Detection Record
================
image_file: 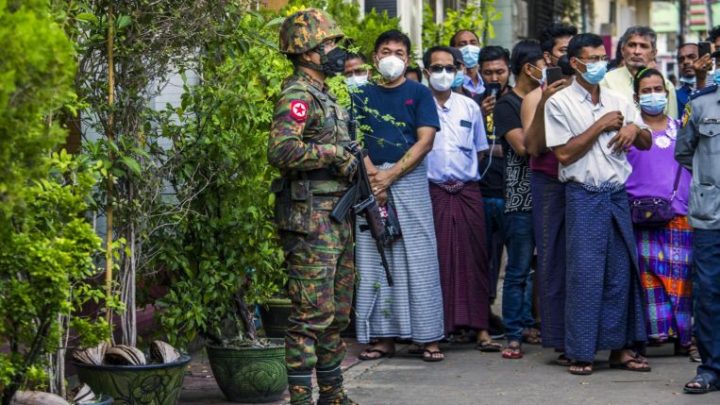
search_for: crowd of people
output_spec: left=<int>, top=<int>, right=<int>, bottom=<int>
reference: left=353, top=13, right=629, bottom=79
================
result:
left=268, top=9, right=720, bottom=404
left=343, top=23, right=720, bottom=390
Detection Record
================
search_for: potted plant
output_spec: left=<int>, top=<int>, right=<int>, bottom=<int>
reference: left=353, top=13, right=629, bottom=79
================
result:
left=58, top=2, right=222, bottom=404
left=258, top=295, right=291, bottom=339
left=0, top=3, right=112, bottom=404
left=153, top=7, right=289, bottom=403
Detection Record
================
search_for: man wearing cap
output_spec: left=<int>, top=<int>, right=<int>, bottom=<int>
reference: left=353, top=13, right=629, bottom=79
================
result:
left=268, top=9, right=358, bottom=405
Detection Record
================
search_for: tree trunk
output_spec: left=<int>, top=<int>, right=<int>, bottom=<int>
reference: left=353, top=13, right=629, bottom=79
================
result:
left=104, top=4, right=116, bottom=337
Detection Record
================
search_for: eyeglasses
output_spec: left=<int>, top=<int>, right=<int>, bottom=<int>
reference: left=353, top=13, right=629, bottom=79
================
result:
left=428, top=64, right=458, bottom=74
left=577, top=56, right=609, bottom=63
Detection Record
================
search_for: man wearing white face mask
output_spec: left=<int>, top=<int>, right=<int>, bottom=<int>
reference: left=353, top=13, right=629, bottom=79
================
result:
left=451, top=30, right=485, bottom=97
left=353, top=30, right=445, bottom=363
left=343, top=52, right=370, bottom=88
left=422, top=46, right=498, bottom=352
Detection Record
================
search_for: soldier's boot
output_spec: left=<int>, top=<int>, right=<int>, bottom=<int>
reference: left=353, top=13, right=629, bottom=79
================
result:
left=316, top=364, right=357, bottom=405
left=288, top=372, right=314, bottom=405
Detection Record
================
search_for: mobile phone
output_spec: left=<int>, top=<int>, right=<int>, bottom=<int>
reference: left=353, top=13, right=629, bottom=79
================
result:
left=546, top=66, right=563, bottom=85
left=483, top=82, right=502, bottom=98
left=699, top=41, right=711, bottom=57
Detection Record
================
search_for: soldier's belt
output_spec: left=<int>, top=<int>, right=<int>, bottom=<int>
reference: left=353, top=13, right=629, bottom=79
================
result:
left=294, top=169, right=336, bottom=181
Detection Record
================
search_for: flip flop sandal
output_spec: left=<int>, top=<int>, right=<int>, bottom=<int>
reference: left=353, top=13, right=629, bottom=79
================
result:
left=684, top=374, right=718, bottom=394
left=422, top=349, right=444, bottom=362
left=569, top=362, right=593, bottom=375
left=476, top=340, right=502, bottom=352
left=358, top=348, right=394, bottom=361
left=522, top=328, right=542, bottom=345
left=554, top=354, right=572, bottom=367
left=407, top=344, right=424, bottom=355
left=501, top=342, right=523, bottom=359
left=609, top=357, right=652, bottom=372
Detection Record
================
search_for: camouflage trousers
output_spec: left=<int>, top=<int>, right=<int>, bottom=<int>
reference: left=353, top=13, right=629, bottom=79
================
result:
left=280, top=202, right=354, bottom=402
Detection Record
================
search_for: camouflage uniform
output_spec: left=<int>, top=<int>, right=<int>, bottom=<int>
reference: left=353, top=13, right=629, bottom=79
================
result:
left=268, top=9, right=357, bottom=405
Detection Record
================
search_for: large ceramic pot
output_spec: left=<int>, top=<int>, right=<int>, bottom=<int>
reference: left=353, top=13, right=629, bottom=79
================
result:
left=206, top=340, right=286, bottom=403
left=259, top=297, right=291, bottom=338
left=74, top=355, right=191, bottom=405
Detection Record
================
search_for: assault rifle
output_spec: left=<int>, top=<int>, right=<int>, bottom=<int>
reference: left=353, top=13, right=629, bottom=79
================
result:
left=330, top=92, right=401, bottom=286
left=330, top=143, right=395, bottom=287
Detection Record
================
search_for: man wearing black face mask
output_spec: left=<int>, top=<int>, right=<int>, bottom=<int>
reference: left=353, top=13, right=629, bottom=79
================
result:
left=268, top=9, right=358, bottom=405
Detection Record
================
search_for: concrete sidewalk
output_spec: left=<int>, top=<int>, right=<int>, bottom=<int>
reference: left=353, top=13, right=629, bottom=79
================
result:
left=178, top=339, right=715, bottom=405
left=344, top=342, right=713, bottom=405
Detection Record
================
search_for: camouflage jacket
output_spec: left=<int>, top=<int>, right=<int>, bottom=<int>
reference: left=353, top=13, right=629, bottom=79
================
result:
left=268, top=70, right=352, bottom=195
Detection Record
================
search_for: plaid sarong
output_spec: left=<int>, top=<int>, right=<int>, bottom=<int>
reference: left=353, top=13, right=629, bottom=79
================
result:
left=635, top=216, right=693, bottom=347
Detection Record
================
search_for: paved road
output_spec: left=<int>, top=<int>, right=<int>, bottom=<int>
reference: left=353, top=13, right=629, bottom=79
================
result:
left=344, top=343, right=715, bottom=405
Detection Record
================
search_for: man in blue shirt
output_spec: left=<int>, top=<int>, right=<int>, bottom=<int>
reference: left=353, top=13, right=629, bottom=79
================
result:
left=354, top=30, right=446, bottom=363
left=451, top=29, right=485, bottom=97
left=676, top=43, right=699, bottom=114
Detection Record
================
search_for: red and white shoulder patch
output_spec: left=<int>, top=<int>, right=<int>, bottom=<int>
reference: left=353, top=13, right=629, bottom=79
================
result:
left=289, top=100, right=308, bottom=122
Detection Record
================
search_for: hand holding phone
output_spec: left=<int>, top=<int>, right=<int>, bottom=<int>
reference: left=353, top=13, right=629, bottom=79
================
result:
left=546, top=67, right=563, bottom=85
left=699, top=41, right=711, bottom=57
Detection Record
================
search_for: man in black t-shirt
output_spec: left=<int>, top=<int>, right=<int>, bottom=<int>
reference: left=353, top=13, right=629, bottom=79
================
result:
left=476, top=46, right=512, bottom=336
left=493, top=40, right=546, bottom=360
left=475, top=46, right=511, bottom=302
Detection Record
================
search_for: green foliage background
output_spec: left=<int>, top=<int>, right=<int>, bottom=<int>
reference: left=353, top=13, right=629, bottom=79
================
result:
left=422, top=1, right=501, bottom=48
left=0, top=0, right=106, bottom=400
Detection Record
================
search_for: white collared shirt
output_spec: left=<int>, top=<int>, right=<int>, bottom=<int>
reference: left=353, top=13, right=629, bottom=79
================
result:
left=427, top=92, right=489, bottom=183
left=544, top=79, right=639, bottom=186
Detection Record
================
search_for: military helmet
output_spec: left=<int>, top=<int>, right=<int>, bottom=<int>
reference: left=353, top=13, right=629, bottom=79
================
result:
left=279, top=8, right=344, bottom=55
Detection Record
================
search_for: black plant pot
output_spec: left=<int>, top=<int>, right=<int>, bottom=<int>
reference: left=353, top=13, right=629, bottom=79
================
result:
left=74, top=355, right=191, bottom=405
left=206, top=340, right=287, bottom=403
left=259, top=298, right=291, bottom=338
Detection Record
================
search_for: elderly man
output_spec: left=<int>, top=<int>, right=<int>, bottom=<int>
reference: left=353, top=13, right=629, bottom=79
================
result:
left=601, top=26, right=678, bottom=118
left=545, top=33, right=652, bottom=375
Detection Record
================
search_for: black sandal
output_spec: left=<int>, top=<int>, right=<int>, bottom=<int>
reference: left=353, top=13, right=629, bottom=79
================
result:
left=358, top=348, right=394, bottom=361
left=476, top=340, right=502, bottom=352
left=554, top=354, right=572, bottom=367
left=422, top=348, right=444, bottom=362
left=684, top=374, right=718, bottom=394
left=569, top=361, right=593, bottom=375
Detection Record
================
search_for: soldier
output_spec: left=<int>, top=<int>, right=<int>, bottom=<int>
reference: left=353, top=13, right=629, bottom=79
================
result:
left=268, top=9, right=358, bottom=405
left=676, top=77, right=720, bottom=395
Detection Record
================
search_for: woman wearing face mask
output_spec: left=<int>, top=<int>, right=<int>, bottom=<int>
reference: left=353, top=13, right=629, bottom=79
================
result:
left=625, top=68, right=694, bottom=359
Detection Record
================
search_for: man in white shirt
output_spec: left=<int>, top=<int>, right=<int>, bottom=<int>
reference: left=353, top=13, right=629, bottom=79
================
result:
left=423, top=46, right=498, bottom=352
left=544, top=33, right=652, bottom=376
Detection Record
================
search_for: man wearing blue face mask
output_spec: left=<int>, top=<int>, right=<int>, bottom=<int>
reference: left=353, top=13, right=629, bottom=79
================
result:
left=450, top=30, right=485, bottom=97
left=343, top=52, right=370, bottom=88
left=545, top=33, right=653, bottom=376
